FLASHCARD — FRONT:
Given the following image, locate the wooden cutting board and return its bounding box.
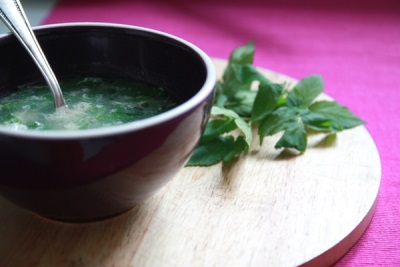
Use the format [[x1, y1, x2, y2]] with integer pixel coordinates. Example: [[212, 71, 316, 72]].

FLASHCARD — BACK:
[[0, 60, 381, 267]]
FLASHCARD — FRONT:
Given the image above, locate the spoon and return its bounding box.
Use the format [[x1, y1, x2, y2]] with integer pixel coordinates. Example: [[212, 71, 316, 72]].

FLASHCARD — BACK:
[[0, 0, 67, 110]]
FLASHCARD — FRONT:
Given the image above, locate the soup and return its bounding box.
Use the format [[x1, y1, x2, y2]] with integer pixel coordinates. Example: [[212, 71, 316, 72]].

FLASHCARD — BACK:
[[0, 77, 179, 130]]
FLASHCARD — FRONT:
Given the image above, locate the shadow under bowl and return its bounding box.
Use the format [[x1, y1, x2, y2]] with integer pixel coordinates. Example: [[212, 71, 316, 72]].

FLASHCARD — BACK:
[[0, 22, 216, 221]]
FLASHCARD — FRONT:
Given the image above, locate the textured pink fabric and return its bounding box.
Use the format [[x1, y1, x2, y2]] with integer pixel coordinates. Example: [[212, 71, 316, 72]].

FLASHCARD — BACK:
[[43, 0, 400, 265]]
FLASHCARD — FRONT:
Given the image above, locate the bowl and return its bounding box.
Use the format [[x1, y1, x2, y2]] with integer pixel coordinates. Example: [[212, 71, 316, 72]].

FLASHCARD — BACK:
[[0, 22, 216, 221]]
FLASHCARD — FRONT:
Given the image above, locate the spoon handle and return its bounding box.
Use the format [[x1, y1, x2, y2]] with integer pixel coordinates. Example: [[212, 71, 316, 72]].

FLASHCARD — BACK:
[[0, 0, 67, 109]]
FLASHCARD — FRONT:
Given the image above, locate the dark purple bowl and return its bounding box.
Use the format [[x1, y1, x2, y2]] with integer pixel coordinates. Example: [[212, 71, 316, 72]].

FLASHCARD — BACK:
[[0, 23, 216, 221]]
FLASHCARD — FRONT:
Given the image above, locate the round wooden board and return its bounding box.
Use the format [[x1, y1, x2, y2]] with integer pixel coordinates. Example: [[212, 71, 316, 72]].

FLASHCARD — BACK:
[[0, 60, 381, 267]]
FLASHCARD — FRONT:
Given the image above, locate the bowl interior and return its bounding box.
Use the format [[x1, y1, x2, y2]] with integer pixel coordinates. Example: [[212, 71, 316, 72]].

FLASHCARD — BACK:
[[0, 24, 208, 105]]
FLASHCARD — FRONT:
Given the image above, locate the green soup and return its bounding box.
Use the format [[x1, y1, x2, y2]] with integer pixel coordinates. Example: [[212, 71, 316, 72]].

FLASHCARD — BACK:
[[0, 77, 179, 130]]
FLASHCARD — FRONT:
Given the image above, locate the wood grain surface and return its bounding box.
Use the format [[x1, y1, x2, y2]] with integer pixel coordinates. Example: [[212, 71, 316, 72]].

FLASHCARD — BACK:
[[0, 60, 381, 267]]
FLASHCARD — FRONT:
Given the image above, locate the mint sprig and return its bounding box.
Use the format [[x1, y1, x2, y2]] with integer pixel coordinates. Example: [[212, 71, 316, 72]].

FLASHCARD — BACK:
[[186, 42, 365, 166]]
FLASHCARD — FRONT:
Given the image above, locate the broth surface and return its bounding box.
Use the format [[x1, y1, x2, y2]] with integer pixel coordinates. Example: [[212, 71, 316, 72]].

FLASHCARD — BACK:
[[0, 77, 179, 130]]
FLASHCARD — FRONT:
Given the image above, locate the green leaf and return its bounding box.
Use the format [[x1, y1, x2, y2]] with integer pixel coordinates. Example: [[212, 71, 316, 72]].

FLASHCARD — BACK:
[[224, 90, 257, 117], [215, 93, 228, 108], [213, 82, 227, 107], [287, 75, 324, 108], [224, 43, 256, 89], [187, 42, 366, 167], [258, 106, 298, 141], [222, 136, 248, 162], [251, 82, 284, 122], [228, 41, 255, 65], [211, 106, 252, 148], [275, 123, 307, 152], [306, 101, 365, 131], [186, 136, 247, 166], [259, 106, 308, 151], [222, 64, 266, 96], [300, 109, 333, 132], [220, 63, 270, 117], [200, 118, 237, 143], [220, 42, 273, 118]]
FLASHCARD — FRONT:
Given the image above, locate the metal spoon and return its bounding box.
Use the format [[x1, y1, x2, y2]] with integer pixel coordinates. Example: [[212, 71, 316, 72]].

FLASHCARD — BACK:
[[0, 0, 67, 109]]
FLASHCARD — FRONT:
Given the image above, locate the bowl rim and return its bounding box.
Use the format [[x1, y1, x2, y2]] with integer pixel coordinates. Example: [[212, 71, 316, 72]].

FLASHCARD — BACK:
[[0, 22, 216, 139]]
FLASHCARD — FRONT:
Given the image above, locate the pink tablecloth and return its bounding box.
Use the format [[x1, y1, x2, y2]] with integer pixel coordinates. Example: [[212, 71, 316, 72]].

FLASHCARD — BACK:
[[43, 0, 400, 265]]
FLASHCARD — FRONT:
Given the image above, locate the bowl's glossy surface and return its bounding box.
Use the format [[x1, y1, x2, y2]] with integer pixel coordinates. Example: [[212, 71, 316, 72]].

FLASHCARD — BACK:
[[0, 23, 216, 221]]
